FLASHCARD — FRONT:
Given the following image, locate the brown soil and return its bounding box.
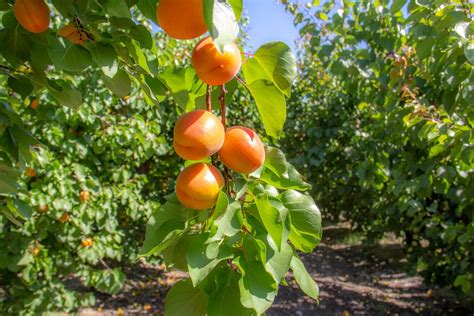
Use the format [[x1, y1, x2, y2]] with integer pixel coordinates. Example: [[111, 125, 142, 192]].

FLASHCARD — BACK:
[[79, 223, 473, 316]]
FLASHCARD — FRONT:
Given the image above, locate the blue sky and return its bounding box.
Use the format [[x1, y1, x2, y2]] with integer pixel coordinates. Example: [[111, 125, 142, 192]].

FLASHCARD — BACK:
[[243, 0, 299, 53]]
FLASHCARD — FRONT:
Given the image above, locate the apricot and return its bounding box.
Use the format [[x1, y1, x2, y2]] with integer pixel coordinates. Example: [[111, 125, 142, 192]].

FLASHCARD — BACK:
[[173, 110, 225, 161], [31, 99, 39, 110], [59, 212, 70, 223], [58, 23, 88, 45], [80, 190, 90, 203], [14, 0, 50, 33], [192, 37, 242, 86], [175, 163, 224, 210], [37, 204, 48, 213], [157, 0, 207, 40], [81, 238, 93, 248], [219, 127, 265, 174], [26, 167, 36, 177]]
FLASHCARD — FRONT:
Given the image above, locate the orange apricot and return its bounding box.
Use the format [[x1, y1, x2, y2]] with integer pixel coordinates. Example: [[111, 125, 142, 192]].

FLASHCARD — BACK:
[[31, 99, 39, 110], [192, 37, 242, 86], [81, 238, 93, 248], [80, 190, 90, 203], [59, 212, 70, 223], [14, 0, 50, 34], [26, 167, 36, 177], [157, 0, 207, 40], [175, 163, 224, 210], [37, 204, 48, 213], [173, 110, 225, 161], [58, 23, 88, 45], [219, 127, 265, 174]]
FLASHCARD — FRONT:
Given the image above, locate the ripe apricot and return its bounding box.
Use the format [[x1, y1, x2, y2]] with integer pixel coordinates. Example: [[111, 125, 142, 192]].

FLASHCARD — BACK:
[[59, 212, 70, 223], [192, 37, 242, 86], [58, 23, 88, 45], [175, 163, 224, 210], [31, 99, 39, 110], [26, 167, 36, 177], [37, 204, 48, 213], [219, 127, 265, 174], [174, 110, 225, 161], [32, 246, 40, 257], [81, 238, 93, 248], [14, 0, 50, 33], [80, 190, 90, 203], [157, 0, 207, 40]]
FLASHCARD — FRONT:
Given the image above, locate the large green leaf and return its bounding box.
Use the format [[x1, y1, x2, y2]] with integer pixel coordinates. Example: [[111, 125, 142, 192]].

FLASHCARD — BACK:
[[281, 190, 322, 253], [209, 192, 242, 241], [261, 235, 293, 283], [259, 147, 311, 191], [48, 38, 92, 72], [102, 69, 131, 98], [186, 233, 233, 286], [290, 254, 319, 301], [139, 198, 194, 256], [203, 0, 239, 51], [246, 80, 286, 138], [208, 271, 254, 316], [255, 42, 297, 97], [165, 279, 208, 316], [253, 193, 287, 250], [235, 257, 278, 315]]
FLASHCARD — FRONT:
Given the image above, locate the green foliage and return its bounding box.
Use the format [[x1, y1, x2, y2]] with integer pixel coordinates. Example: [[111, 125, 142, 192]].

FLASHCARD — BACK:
[[283, 0, 473, 295], [0, 1, 320, 315]]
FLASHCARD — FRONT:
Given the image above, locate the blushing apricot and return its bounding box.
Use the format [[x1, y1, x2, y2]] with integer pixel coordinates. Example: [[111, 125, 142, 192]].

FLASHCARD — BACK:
[[219, 127, 265, 174], [157, 0, 207, 40], [58, 24, 88, 45], [14, 0, 50, 33], [176, 163, 224, 210], [192, 37, 242, 86], [174, 110, 225, 161], [31, 99, 39, 110]]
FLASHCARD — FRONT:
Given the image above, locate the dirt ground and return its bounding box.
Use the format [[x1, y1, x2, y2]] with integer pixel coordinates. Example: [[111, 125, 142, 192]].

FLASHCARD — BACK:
[[79, 223, 474, 316]]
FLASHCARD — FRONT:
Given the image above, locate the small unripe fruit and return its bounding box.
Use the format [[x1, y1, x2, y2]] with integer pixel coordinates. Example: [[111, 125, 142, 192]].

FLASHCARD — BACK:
[[26, 167, 36, 177], [32, 246, 40, 257], [176, 163, 224, 210], [157, 0, 207, 40], [58, 23, 88, 45], [31, 99, 39, 110], [192, 37, 242, 86], [14, 0, 50, 33], [80, 191, 90, 203], [219, 127, 265, 174], [174, 110, 225, 160]]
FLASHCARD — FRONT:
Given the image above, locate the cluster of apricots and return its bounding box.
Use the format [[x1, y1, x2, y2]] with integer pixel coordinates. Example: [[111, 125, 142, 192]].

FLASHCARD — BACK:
[[157, 0, 242, 86], [81, 238, 94, 248], [14, 0, 89, 45], [157, 0, 264, 210]]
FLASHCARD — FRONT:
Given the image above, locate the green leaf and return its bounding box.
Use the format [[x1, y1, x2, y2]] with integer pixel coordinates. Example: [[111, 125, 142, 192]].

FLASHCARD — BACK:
[[7, 76, 33, 99], [235, 257, 278, 315], [229, 0, 243, 20], [255, 42, 297, 97], [261, 234, 292, 283], [107, 0, 131, 18], [290, 254, 319, 301], [253, 194, 287, 250], [140, 199, 194, 256], [0, 162, 19, 194], [102, 69, 132, 98], [186, 233, 233, 286], [259, 147, 311, 191], [51, 87, 83, 109], [87, 42, 118, 67], [48, 38, 92, 72], [465, 42, 474, 65], [165, 279, 208, 316], [454, 274, 472, 293], [245, 80, 286, 138], [203, 0, 239, 51], [137, 0, 158, 23], [390, 0, 406, 13], [208, 271, 254, 316], [281, 190, 322, 253], [209, 192, 242, 241]]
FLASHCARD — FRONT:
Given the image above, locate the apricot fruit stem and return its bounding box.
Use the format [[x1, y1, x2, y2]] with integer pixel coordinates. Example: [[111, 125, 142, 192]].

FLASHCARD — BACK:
[[206, 85, 212, 112]]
